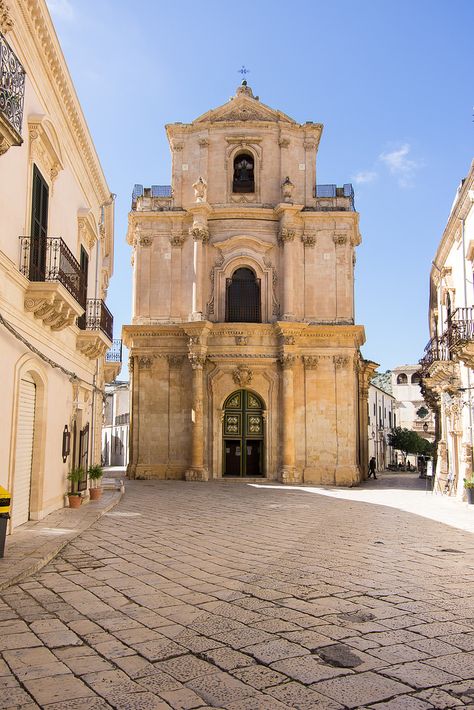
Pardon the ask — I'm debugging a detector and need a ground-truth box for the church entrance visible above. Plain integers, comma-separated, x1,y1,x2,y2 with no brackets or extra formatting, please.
223,390,264,477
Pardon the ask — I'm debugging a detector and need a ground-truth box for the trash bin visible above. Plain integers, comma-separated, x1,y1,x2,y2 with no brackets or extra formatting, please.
0,486,11,558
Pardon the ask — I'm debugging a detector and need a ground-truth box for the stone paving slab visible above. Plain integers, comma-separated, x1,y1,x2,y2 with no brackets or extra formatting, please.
0,489,123,592
2,476,474,708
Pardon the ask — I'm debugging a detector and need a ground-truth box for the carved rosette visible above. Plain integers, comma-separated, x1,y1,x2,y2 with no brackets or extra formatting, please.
279,354,296,369
232,364,253,386
189,226,210,243
303,356,319,370
139,234,152,247
278,228,295,246
168,355,184,369
188,353,206,370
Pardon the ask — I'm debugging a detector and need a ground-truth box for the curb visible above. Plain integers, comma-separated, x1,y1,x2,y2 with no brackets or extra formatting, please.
0,488,124,592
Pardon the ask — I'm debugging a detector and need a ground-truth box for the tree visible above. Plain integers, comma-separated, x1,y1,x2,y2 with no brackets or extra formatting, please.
388,427,433,461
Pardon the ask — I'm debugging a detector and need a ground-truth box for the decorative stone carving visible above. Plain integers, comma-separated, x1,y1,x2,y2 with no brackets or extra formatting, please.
0,1,14,33
139,234,152,247
301,233,317,248
303,356,319,369
279,137,290,148
188,335,200,346
279,354,296,369
138,356,152,369
304,140,317,150
189,225,209,243
235,336,248,345
282,335,295,345
333,234,347,246
198,138,209,147
172,142,184,151
188,353,206,369
278,228,295,245
334,355,349,369
168,355,184,369
232,364,253,386
281,176,294,203
169,231,185,247
192,176,207,203
128,357,134,373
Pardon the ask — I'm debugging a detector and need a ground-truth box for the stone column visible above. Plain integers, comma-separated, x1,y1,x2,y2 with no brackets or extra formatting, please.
358,359,379,481
169,224,185,320
279,228,295,320
279,353,301,483
185,353,209,481
167,355,185,477
189,203,211,321
127,355,139,479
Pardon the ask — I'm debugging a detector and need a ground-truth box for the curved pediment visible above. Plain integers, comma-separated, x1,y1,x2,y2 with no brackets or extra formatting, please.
213,235,274,256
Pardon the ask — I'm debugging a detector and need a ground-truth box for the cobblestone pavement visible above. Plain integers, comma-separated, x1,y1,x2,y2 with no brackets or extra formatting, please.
2,479,474,709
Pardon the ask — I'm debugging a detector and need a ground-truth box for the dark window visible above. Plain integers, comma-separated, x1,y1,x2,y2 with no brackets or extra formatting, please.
397,373,408,384
411,373,421,384
30,165,49,281
226,267,261,322
77,246,89,328
233,153,254,193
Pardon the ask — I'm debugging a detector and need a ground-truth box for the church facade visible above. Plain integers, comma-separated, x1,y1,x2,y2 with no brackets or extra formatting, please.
123,83,374,485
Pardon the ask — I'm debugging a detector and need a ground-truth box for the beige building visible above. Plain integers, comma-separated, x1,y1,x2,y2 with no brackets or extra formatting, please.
0,0,119,529
102,380,130,468
420,160,474,498
124,81,373,485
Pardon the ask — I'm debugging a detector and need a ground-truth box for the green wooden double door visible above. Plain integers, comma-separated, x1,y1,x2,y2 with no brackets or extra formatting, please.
223,390,265,477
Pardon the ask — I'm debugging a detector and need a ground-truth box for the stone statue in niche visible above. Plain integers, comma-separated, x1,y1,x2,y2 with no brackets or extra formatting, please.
192,176,207,203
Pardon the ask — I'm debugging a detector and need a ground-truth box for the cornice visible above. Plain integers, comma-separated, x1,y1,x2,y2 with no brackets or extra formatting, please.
14,0,110,204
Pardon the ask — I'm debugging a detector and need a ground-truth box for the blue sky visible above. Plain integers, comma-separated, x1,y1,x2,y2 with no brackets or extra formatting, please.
46,0,474,375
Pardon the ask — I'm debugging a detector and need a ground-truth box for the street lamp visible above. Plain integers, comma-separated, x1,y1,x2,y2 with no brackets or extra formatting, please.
423,422,428,433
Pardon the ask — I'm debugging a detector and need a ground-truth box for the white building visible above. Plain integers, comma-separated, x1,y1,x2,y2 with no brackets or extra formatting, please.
420,160,474,498
102,381,129,468
368,373,396,471
0,1,119,529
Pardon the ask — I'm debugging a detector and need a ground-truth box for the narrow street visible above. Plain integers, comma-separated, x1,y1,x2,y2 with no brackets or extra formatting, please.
2,477,474,709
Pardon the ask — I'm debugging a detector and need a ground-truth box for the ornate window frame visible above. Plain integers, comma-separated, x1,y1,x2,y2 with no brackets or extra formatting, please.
225,138,262,204
208,235,275,323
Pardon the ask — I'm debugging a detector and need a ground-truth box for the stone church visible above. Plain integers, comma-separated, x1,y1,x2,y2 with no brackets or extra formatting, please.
123,82,375,485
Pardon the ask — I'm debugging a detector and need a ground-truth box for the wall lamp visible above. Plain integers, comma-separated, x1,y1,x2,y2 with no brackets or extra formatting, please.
62,425,71,463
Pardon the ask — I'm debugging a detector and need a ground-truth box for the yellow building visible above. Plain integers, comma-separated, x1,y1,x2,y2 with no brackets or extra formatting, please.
0,0,120,529
124,82,372,485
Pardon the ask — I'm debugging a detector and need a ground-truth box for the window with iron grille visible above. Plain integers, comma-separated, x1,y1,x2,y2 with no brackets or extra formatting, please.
226,268,261,323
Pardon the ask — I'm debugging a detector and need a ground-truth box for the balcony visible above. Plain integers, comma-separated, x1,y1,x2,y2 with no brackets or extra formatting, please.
0,33,25,155
311,184,355,212
446,307,474,369
419,333,460,395
19,236,86,331
77,299,113,359
105,339,122,382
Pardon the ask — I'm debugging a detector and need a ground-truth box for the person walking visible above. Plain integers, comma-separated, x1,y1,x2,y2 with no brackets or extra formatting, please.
368,456,377,479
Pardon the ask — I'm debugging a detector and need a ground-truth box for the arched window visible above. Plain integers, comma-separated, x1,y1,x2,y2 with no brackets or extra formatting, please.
397,373,408,385
411,373,421,384
226,267,261,322
233,153,254,193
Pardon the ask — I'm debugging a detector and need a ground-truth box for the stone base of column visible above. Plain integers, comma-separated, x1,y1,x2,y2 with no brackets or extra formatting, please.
185,467,209,482
334,464,361,487
279,466,302,484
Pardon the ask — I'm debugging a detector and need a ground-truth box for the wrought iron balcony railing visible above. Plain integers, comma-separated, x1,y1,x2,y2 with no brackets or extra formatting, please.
0,33,25,141
19,236,86,309
446,307,474,348
106,339,122,363
78,299,113,341
419,333,452,373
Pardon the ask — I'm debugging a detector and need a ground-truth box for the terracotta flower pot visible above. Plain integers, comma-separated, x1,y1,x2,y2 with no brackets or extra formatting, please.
68,494,82,509
89,487,102,501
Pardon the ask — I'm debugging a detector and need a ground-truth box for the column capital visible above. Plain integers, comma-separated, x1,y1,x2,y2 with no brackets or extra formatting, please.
188,353,206,369
279,353,296,369
278,227,296,245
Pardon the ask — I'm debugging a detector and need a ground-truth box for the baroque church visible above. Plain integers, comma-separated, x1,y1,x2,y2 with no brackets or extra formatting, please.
123,82,375,485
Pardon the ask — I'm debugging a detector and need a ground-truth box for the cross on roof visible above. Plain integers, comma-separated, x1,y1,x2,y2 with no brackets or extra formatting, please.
238,65,250,77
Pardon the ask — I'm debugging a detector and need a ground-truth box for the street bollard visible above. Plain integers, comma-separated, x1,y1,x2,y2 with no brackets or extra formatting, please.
0,486,12,558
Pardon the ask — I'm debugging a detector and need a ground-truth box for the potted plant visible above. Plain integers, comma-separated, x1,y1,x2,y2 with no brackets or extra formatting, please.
88,464,104,501
67,466,84,508
464,475,474,504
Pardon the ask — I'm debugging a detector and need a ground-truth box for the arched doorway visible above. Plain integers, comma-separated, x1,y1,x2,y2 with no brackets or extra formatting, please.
223,390,264,477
